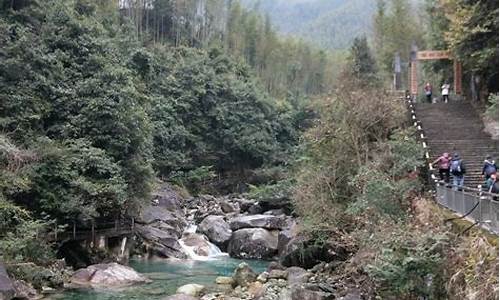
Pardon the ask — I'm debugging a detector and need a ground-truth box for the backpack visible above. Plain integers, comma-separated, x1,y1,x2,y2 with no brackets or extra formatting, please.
450,160,462,175
485,163,496,176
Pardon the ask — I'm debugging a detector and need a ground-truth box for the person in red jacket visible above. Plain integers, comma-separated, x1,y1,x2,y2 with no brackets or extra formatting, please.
424,82,432,103
432,152,451,182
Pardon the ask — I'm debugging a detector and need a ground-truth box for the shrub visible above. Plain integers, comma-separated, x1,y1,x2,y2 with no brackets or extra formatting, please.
485,93,499,119
366,228,448,299
0,199,55,265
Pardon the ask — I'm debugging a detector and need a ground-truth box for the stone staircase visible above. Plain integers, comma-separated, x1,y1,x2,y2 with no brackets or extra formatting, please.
415,102,499,187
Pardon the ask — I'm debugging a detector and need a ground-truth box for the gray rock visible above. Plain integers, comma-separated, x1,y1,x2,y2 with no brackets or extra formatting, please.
71,263,150,287
13,280,38,299
339,289,362,300
198,216,232,248
267,261,286,272
286,267,311,285
228,228,278,260
0,264,15,300
229,215,286,231
277,221,299,256
137,205,185,229
290,284,334,300
135,224,186,259
152,184,184,212
264,209,285,216
176,284,205,297
256,272,269,283
248,203,264,214
179,233,220,257
236,199,255,213
310,262,326,273
215,276,234,285
219,200,239,214
268,269,287,279
232,263,257,287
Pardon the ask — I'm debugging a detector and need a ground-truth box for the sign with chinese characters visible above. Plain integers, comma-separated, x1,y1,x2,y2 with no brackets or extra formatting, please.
416,51,451,60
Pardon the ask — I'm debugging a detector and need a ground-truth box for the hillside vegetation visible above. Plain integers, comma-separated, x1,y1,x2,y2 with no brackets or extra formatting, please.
242,0,377,49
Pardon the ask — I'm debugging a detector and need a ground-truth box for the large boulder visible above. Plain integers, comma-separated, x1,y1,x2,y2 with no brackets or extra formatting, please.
135,184,188,259
179,233,222,257
228,228,278,259
70,263,150,287
277,221,299,256
0,264,15,300
137,205,185,230
135,224,186,259
198,216,232,248
229,215,286,231
152,184,183,212
232,263,257,287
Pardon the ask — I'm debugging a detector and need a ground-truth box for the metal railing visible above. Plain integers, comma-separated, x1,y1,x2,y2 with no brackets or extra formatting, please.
435,182,499,235
401,96,499,235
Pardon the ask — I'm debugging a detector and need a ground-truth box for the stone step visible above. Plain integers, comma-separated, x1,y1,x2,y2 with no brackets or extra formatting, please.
415,101,499,188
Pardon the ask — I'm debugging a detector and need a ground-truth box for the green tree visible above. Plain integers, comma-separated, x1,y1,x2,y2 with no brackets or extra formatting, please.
347,36,379,85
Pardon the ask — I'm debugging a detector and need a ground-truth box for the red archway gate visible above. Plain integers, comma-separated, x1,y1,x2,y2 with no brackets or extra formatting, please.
409,50,462,97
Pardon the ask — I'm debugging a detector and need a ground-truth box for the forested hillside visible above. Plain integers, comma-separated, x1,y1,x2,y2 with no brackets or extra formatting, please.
0,0,498,299
242,0,377,49
0,0,321,225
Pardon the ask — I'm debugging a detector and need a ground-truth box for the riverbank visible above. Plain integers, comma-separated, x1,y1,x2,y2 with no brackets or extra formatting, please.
1,182,342,299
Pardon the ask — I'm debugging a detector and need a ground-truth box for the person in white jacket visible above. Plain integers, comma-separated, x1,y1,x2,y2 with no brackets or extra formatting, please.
441,82,450,103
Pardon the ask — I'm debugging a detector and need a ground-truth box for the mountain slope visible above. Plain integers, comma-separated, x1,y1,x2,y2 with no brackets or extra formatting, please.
241,0,377,49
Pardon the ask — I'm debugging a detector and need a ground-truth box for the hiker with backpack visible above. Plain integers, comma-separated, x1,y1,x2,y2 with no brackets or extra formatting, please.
482,155,498,180
432,152,451,182
449,153,466,190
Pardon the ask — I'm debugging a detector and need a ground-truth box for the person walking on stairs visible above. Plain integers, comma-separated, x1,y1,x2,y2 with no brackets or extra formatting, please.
432,152,451,182
482,155,498,180
449,153,466,190
424,82,432,103
441,82,450,103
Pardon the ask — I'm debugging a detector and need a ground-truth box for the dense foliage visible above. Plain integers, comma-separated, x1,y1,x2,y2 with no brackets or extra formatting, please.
423,0,499,100
0,0,301,225
120,0,338,97
373,0,423,75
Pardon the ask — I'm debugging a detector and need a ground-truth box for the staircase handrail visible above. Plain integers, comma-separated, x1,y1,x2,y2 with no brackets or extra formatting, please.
435,181,498,235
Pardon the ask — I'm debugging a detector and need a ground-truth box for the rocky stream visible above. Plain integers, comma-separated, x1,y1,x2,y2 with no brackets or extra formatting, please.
1,184,359,300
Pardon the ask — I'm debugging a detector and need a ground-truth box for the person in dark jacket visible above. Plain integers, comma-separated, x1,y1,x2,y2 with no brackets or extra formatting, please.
449,153,466,190
482,155,498,180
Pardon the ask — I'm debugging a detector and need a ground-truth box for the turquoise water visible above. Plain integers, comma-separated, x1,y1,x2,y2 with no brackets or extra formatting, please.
48,258,269,299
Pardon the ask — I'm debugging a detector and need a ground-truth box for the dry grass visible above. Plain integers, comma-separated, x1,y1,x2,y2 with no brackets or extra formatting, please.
411,197,499,300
